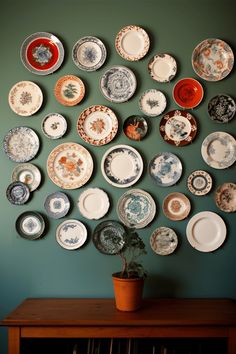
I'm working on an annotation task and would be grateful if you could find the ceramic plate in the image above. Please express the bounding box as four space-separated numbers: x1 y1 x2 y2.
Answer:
101 144 143 188
192 38 234 81
8 81 43 116
208 94 236 123
72 36 106 71
115 25 150 61
44 191 70 219
149 152 182 187
56 219 87 250
42 113 67 139
150 227 178 255
201 132 236 169
77 105 118 146
186 211 227 252
163 192 191 221
123 115 148 141
148 53 177 82
215 183 236 212
20 31 64 75
117 189 156 229
3 126 40 163
47 142 93 189
159 110 197 146
16 211 45 240
139 89 167 117
11 163 41 192
187 170 212 196
54 75 85 106
6 181 30 205
100 66 136 103
78 188 109 220
92 220 125 255
173 78 204 109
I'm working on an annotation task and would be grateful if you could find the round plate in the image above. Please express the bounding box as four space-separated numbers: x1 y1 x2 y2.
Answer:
173 78 204 109
78 188 110 220
101 144 143 188
149 152 182 187
8 81 43 116
100 65 137 103
215 183 236 212
186 211 227 252
117 189 156 229
42 113 67 139
44 192 70 219
123 115 148 141
148 53 177 82
6 181 30 205
54 75 85 106
3 126 40 163
16 211 45 240
72 36 107 71
150 227 178 255
92 220 125 255
192 38 234 81
56 219 87 250
115 25 150 61
208 94 236 123
77 105 118 146
160 110 197 146
11 163 41 192
163 192 191 221
139 89 167 116
201 132 236 169
187 170 212 196
47 142 93 189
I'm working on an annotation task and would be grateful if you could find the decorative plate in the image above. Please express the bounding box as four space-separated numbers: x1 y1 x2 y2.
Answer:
77 105 118 146
139 89 167 117
3 126 40 163
92 220 125 255
215 183 236 213
72 36 107 71
42 113 67 139
201 132 236 169
173 78 204 109
78 188 110 220
100 66 137 103
16 211 45 240
186 211 227 252
115 25 150 61
208 94 236 123
117 189 156 229
8 81 43 116
47 142 93 189
101 144 143 188
11 163 41 192
20 32 64 75
44 191 70 219
149 152 182 187
159 110 197 146
150 227 178 256
187 170 212 196
54 75 85 106
192 38 234 81
163 192 191 221
148 53 177 82
6 181 30 205
56 219 87 250
123 115 148 141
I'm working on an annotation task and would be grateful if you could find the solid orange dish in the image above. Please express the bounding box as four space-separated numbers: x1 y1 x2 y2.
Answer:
173 78 204 109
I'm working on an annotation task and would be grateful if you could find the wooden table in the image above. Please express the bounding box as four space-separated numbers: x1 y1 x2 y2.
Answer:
1 298 236 354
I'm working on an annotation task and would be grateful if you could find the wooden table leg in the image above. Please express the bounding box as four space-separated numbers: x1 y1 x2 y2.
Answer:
8 327 20 354
228 328 236 354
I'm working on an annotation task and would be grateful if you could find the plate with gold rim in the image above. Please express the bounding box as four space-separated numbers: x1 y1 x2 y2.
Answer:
162 192 191 221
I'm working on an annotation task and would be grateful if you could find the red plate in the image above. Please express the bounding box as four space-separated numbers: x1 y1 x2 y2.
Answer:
173 78 203 109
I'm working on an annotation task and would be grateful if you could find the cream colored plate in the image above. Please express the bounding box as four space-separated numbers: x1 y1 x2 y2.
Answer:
78 188 110 219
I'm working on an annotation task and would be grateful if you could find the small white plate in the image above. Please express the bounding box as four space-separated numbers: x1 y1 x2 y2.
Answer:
78 188 109 219
42 113 67 139
56 219 87 250
139 89 167 116
148 53 177 82
11 163 41 192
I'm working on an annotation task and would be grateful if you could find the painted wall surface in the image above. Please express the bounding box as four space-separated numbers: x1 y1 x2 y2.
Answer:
0 0 236 351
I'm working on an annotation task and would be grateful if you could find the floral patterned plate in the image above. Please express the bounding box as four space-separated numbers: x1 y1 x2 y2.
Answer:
148 53 177 82
11 163 41 192
162 192 191 221
187 170 212 196
6 181 30 205
78 188 110 220
208 94 236 123
16 211 45 240
44 191 70 219
42 113 67 139
173 78 204 109
150 227 178 255
54 75 85 106
56 219 87 250
139 89 167 116
215 182 236 212
123 115 148 141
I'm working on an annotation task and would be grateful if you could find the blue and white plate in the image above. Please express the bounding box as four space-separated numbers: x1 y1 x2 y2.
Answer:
16 211 45 240
44 192 70 219
56 219 87 250
6 181 30 205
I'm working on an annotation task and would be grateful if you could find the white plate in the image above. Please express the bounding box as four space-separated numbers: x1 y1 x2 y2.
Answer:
150 227 178 255
78 188 110 219
11 163 41 192
56 219 87 250
187 170 212 196
148 53 177 82
42 113 67 139
139 89 167 116
186 211 227 252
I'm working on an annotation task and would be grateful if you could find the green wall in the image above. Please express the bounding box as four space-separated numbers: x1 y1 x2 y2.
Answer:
0 0 236 351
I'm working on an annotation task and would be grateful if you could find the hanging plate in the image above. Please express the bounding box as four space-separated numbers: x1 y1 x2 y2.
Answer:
11 163 41 192
42 113 67 139
54 75 85 106
44 192 70 219
173 78 204 109
16 211 45 240
139 89 167 116
162 192 191 221
56 219 87 250
208 94 236 123
148 53 177 82
78 188 110 220
150 227 178 256
123 115 148 141
215 183 236 213
6 181 30 205
187 170 212 196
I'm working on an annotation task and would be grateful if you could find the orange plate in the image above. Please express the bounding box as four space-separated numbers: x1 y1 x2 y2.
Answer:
173 78 203 109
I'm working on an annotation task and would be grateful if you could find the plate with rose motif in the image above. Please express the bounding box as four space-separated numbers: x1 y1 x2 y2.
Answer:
139 89 167 117
44 191 70 219
6 181 30 205
42 113 67 139
78 188 110 220
11 163 41 192
115 25 150 61
54 75 85 106
201 132 236 169
159 110 197 146
8 81 43 116
47 142 93 189
150 227 178 256
187 170 212 196
192 38 234 81
16 211 45 240
215 183 236 213
20 32 64 75
173 78 204 109
123 115 148 141
208 94 236 123
148 53 177 82
77 105 118 146
72 36 107 71
56 219 87 250
163 192 191 221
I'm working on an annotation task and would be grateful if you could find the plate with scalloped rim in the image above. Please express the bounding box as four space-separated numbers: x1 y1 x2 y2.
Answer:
78 188 110 220
148 53 177 82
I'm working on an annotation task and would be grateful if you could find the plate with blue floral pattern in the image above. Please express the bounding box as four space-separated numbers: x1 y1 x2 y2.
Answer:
56 219 87 250
16 211 45 240
44 192 70 219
